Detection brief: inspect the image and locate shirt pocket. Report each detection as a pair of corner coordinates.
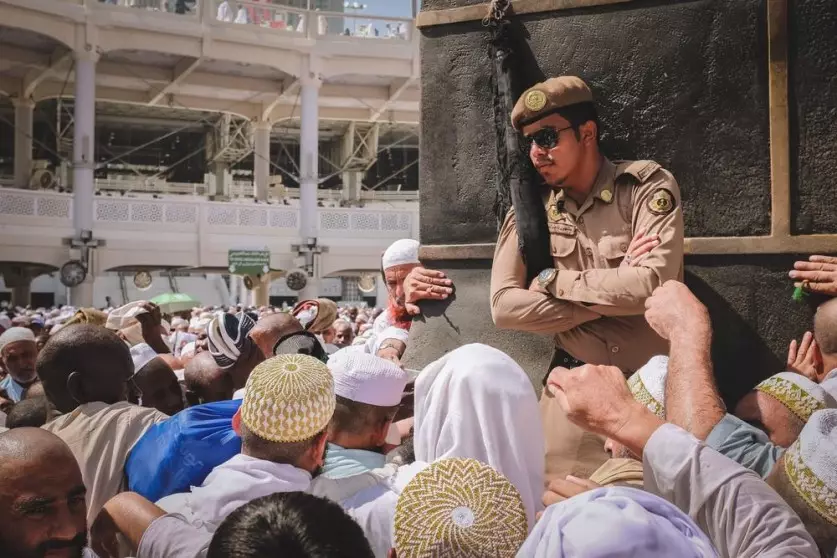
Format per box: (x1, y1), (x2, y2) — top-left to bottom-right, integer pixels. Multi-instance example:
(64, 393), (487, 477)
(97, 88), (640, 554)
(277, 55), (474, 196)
(550, 233), (578, 266)
(598, 234), (631, 266)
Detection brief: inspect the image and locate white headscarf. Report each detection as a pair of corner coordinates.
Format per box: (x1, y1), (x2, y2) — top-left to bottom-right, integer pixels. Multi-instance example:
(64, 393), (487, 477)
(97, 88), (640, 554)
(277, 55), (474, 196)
(517, 487), (718, 557)
(414, 343), (545, 530)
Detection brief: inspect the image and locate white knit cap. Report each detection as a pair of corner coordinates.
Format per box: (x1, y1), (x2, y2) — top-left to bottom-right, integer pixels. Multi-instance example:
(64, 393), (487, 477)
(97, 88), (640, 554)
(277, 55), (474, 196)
(627, 355), (668, 419)
(106, 301), (147, 330)
(382, 239), (420, 270)
(328, 352), (408, 407)
(0, 327), (36, 354)
(756, 372), (837, 422)
(0, 315), (11, 330)
(784, 409), (837, 525)
(130, 343), (159, 374)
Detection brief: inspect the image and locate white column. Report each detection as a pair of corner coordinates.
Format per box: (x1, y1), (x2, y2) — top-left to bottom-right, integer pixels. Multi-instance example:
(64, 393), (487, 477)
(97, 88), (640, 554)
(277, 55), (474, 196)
(13, 99), (34, 189)
(298, 64), (321, 301)
(253, 120), (271, 202)
(70, 50), (98, 308)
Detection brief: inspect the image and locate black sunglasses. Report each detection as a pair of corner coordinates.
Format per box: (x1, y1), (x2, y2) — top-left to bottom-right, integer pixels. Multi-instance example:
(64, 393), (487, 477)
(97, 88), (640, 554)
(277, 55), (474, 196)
(525, 125), (574, 150)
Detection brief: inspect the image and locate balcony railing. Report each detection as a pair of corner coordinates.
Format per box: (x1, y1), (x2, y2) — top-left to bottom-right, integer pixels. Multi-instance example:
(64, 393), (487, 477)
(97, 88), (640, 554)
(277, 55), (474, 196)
(83, 0), (416, 41)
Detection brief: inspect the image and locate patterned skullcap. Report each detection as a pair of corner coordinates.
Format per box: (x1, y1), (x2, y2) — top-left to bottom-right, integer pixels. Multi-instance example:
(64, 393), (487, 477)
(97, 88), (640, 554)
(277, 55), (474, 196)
(783, 409), (837, 526)
(394, 458), (528, 557)
(207, 311), (256, 369)
(382, 239), (420, 270)
(627, 355), (668, 419)
(240, 354), (335, 443)
(755, 372), (836, 422)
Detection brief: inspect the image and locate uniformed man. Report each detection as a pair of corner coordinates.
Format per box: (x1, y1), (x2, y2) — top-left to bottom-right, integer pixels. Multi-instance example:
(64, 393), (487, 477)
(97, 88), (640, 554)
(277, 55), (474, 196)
(490, 76), (684, 480)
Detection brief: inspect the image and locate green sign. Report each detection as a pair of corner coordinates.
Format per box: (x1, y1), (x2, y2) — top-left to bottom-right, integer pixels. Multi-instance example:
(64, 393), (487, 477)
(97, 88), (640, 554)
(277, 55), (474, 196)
(228, 250), (270, 276)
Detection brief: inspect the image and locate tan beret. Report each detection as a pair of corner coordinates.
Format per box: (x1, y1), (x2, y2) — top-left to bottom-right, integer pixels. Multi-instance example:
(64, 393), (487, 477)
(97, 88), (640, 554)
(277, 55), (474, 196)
(511, 76), (593, 131)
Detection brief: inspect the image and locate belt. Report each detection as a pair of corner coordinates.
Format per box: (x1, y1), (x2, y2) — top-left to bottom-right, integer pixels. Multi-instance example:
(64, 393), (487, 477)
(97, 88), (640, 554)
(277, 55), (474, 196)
(543, 348), (586, 386)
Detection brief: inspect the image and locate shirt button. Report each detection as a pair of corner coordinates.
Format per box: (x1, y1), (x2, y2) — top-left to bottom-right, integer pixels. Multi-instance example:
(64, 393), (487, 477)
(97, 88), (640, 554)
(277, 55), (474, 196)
(611, 346), (620, 353)
(577, 216), (584, 226)
(620, 243), (628, 252)
(585, 248), (593, 258)
(558, 289), (564, 296)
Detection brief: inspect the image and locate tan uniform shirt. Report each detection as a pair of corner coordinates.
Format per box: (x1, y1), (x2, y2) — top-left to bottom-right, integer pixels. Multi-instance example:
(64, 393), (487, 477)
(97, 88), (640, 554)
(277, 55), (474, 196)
(42, 401), (168, 527)
(490, 157), (684, 372)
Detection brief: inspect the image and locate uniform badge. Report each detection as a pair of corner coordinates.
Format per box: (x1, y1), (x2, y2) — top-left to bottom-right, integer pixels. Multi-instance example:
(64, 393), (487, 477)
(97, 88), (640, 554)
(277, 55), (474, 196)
(648, 188), (676, 215)
(547, 203), (565, 222)
(524, 90), (547, 112)
(600, 190), (613, 203)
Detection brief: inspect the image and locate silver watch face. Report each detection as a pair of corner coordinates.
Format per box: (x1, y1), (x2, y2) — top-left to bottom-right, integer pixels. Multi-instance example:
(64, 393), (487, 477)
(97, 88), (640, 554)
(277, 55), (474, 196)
(538, 268), (554, 282)
(60, 260), (87, 287)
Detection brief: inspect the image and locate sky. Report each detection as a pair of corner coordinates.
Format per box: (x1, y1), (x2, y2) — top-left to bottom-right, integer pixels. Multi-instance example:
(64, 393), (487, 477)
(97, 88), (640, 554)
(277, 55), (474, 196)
(348, 0), (415, 19)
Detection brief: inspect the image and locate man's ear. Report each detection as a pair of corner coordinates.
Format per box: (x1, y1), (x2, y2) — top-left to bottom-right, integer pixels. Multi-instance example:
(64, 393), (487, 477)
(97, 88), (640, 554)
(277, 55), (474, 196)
(813, 342), (826, 382)
(580, 121), (597, 145)
(66, 371), (84, 404)
(309, 430), (330, 467)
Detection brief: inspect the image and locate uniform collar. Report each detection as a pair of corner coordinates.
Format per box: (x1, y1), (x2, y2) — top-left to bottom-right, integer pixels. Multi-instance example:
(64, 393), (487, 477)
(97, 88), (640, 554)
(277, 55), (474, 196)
(552, 157), (615, 216)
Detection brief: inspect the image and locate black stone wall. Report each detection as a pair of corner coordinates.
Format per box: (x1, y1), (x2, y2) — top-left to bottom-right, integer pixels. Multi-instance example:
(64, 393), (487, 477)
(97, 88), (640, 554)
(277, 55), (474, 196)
(411, 0), (837, 403)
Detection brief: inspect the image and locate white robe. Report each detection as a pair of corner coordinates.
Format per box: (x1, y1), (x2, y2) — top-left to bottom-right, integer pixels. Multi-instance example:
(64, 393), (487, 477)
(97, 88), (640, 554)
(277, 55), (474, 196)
(643, 423), (819, 558)
(157, 454), (311, 534)
(345, 343), (545, 556)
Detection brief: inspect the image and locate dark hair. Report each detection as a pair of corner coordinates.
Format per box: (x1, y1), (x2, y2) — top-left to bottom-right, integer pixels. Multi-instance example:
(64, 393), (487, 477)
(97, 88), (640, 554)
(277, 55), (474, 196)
(239, 423), (324, 466)
(386, 434), (415, 467)
(555, 101), (600, 142)
(330, 395), (398, 437)
(208, 492), (374, 558)
(6, 397), (53, 429)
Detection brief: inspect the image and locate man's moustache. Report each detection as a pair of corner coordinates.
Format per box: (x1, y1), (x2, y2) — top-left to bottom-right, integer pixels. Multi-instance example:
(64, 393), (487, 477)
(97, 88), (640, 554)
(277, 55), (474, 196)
(36, 532), (87, 556)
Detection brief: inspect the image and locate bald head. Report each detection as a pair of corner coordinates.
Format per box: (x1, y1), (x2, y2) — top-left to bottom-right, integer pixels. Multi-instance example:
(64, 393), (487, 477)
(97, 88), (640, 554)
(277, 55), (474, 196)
(0, 428), (87, 558)
(250, 314), (303, 358)
(37, 324), (132, 414)
(185, 352), (233, 405)
(815, 297), (837, 356)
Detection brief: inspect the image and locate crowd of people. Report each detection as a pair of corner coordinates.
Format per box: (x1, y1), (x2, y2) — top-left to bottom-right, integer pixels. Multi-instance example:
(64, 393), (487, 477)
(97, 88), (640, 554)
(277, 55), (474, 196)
(3, 72), (837, 558)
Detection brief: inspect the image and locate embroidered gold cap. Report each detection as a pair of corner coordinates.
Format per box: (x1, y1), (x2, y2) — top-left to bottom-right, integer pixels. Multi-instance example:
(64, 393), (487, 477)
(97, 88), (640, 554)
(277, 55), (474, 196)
(755, 372), (835, 422)
(511, 76), (593, 131)
(784, 409), (837, 525)
(394, 458), (528, 557)
(627, 355), (668, 419)
(240, 354), (335, 442)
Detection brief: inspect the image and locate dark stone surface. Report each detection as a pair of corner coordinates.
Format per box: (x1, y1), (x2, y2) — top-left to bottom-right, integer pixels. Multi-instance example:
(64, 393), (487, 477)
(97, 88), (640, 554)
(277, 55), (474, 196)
(789, 0), (837, 234)
(420, 0), (772, 243)
(404, 256), (819, 406)
(402, 260), (555, 394)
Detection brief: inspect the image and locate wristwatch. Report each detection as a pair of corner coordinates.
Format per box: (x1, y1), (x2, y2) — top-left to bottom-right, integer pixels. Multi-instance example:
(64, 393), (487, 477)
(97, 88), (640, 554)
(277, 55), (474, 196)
(537, 267), (558, 290)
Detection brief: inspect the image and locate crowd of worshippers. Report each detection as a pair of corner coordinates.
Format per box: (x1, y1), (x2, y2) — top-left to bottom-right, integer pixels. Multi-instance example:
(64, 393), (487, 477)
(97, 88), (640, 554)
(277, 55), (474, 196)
(1, 239), (837, 557)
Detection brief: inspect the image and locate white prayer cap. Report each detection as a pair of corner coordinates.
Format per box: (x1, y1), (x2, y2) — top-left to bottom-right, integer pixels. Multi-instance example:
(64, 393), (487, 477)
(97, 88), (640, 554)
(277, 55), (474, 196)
(130, 343), (159, 374)
(106, 301), (146, 330)
(755, 372), (836, 422)
(394, 458), (528, 557)
(627, 355), (668, 419)
(371, 326), (410, 355)
(518, 486), (718, 557)
(171, 317), (188, 329)
(783, 409), (837, 526)
(382, 239), (420, 270)
(0, 314), (11, 330)
(0, 327), (36, 354)
(328, 352), (408, 407)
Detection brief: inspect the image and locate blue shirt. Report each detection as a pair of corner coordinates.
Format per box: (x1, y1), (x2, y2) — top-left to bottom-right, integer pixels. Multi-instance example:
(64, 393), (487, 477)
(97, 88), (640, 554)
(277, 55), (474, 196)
(322, 443), (386, 479)
(0, 375), (27, 403)
(705, 413), (785, 478)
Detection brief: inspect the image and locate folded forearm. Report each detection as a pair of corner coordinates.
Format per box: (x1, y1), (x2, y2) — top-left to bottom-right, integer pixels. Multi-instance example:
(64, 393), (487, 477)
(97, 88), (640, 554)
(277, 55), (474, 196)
(491, 288), (600, 334)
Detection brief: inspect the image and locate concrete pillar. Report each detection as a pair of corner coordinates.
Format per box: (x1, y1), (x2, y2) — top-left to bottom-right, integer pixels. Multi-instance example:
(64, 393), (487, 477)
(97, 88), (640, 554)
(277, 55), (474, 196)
(209, 162), (230, 198)
(13, 98), (34, 189)
(251, 274), (270, 307)
(253, 120), (271, 202)
(70, 50), (98, 308)
(11, 285), (31, 307)
(298, 64), (321, 301)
